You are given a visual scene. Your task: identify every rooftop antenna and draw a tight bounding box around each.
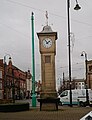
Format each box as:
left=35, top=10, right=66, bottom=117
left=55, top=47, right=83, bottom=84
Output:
left=45, top=11, right=48, bottom=26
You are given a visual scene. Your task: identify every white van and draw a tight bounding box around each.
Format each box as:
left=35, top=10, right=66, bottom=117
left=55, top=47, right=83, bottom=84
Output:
left=58, top=89, right=92, bottom=106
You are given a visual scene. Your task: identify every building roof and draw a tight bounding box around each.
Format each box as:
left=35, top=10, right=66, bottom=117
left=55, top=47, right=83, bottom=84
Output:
left=37, top=25, right=57, bottom=40
left=41, top=25, right=53, bottom=33
left=87, top=60, right=92, bottom=64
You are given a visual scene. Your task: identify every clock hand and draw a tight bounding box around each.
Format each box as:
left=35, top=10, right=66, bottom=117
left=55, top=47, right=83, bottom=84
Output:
left=45, top=40, right=48, bottom=44
left=48, top=41, right=51, bottom=44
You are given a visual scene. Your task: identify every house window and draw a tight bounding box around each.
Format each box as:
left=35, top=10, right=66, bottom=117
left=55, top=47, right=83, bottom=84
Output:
left=0, top=90, right=2, bottom=99
left=0, top=82, right=2, bottom=89
left=0, top=71, right=2, bottom=78
left=45, top=56, right=51, bottom=63
left=89, top=65, right=92, bottom=72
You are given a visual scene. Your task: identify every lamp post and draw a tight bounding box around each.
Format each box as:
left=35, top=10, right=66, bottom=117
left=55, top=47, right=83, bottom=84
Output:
left=81, top=51, right=89, bottom=105
left=67, top=0, right=81, bottom=107
left=4, top=54, right=11, bottom=99
left=31, top=12, right=36, bottom=107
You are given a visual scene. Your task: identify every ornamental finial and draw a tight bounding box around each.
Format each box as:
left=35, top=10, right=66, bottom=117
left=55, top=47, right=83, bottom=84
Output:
left=45, top=11, right=48, bottom=26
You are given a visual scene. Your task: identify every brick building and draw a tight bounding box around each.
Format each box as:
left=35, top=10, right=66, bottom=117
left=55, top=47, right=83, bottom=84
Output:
left=0, top=58, right=29, bottom=100
left=58, top=60, right=92, bottom=93
left=59, top=79, right=85, bottom=93
left=87, top=60, right=92, bottom=89
left=0, top=59, right=4, bottom=99
left=0, top=56, right=43, bottom=100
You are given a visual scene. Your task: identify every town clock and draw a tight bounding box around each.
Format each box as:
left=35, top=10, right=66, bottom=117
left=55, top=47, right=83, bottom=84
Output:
left=37, top=11, right=58, bottom=100
left=37, top=24, right=58, bottom=98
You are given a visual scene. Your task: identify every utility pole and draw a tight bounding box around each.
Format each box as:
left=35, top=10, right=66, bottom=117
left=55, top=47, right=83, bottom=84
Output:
left=67, top=0, right=81, bottom=107
left=63, top=72, right=65, bottom=91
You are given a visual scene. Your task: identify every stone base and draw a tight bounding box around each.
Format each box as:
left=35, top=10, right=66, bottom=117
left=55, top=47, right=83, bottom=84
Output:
left=41, top=103, right=56, bottom=111
left=37, top=98, right=60, bottom=111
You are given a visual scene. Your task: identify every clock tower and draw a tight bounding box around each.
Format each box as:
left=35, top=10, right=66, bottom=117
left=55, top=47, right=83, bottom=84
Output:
left=37, top=12, right=59, bottom=110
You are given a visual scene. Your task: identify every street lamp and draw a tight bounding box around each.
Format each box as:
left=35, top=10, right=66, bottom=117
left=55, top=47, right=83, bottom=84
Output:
left=81, top=51, right=89, bottom=105
left=74, top=0, right=81, bottom=10
left=31, top=12, right=36, bottom=107
left=4, top=54, right=11, bottom=99
left=67, top=0, right=81, bottom=107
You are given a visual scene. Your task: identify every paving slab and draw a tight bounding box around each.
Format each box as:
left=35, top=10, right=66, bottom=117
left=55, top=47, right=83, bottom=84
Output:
left=0, top=106, right=92, bottom=120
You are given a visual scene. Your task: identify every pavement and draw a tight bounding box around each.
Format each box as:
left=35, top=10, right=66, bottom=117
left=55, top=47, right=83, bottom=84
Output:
left=0, top=99, right=92, bottom=120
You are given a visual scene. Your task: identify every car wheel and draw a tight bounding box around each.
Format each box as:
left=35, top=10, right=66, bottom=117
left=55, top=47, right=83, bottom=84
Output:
left=79, top=102, right=85, bottom=107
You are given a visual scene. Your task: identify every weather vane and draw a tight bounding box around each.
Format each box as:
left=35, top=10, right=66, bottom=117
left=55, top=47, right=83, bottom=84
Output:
left=45, top=11, right=48, bottom=26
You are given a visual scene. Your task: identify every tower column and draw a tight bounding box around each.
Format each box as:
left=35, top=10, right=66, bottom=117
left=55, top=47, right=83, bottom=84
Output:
left=37, top=13, right=59, bottom=110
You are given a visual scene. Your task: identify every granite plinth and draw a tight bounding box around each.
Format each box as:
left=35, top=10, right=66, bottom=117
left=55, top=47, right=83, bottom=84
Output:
left=37, top=98, right=60, bottom=111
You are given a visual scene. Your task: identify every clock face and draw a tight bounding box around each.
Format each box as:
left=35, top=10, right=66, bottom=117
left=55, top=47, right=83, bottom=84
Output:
left=42, top=38, right=52, bottom=48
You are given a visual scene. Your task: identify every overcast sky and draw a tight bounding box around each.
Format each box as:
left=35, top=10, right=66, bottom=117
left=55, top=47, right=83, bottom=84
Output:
left=0, top=0, right=92, bottom=88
